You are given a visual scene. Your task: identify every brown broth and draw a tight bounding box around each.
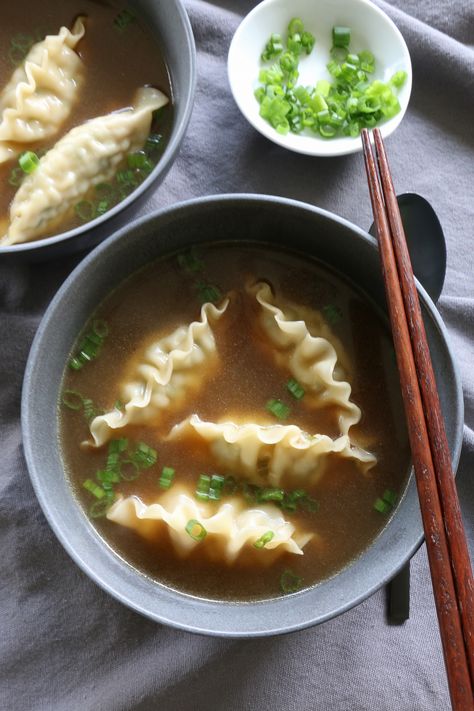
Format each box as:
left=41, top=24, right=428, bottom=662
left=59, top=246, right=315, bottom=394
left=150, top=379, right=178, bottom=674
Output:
left=59, top=243, right=411, bottom=601
left=0, top=0, right=172, bottom=240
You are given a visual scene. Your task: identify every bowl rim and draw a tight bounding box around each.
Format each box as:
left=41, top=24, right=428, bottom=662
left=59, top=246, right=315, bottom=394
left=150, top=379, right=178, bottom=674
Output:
left=0, top=0, right=197, bottom=255
left=21, top=193, right=464, bottom=637
left=227, top=0, right=413, bottom=157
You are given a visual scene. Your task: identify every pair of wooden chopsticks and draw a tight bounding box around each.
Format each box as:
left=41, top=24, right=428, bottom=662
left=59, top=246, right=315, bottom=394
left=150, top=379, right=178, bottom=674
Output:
left=361, top=128, right=474, bottom=710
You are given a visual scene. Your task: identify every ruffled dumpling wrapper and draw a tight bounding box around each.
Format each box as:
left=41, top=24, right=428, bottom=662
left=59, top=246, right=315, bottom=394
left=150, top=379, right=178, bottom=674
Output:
left=107, top=485, right=314, bottom=564
left=169, top=415, right=377, bottom=487
left=0, top=17, right=86, bottom=163
left=88, top=300, right=229, bottom=447
left=247, top=281, right=361, bottom=436
left=2, top=86, right=169, bottom=245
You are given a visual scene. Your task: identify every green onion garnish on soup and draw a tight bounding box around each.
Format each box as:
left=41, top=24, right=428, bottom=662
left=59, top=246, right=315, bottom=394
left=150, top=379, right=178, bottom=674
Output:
left=280, top=569, right=303, bottom=594
left=266, top=398, right=291, bottom=420
left=185, top=519, right=207, bottom=542
left=83, top=479, right=106, bottom=499
left=159, top=466, right=175, bottom=489
left=120, top=460, right=140, bottom=481
left=254, top=531, right=275, bottom=549
left=373, top=490, right=397, bottom=514
left=286, top=378, right=305, bottom=400
left=19, top=151, right=39, bottom=174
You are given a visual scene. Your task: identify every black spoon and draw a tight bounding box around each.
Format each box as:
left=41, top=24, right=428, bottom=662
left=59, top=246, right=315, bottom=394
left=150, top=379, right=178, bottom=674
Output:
left=369, top=192, right=447, bottom=303
left=369, top=193, right=447, bottom=624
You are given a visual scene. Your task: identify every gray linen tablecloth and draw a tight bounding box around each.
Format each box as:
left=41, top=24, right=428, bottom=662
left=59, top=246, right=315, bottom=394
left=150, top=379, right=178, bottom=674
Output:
left=1, top=1, right=473, bottom=709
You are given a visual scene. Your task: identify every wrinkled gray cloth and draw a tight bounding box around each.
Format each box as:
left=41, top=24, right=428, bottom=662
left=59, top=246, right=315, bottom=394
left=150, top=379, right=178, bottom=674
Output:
left=1, top=1, right=473, bottom=709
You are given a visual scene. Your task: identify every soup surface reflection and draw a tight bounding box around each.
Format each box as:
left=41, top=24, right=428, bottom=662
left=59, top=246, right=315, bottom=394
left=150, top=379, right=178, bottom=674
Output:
left=60, top=243, right=411, bottom=601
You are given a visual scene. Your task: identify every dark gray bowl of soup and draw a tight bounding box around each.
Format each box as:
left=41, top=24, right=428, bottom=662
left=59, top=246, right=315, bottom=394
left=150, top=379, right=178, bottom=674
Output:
left=0, top=0, right=195, bottom=261
left=22, top=194, right=463, bottom=636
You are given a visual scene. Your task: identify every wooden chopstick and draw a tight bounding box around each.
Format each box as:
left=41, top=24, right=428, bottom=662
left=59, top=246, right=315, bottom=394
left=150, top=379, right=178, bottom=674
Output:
left=373, top=128, right=474, bottom=671
left=361, top=128, right=474, bottom=710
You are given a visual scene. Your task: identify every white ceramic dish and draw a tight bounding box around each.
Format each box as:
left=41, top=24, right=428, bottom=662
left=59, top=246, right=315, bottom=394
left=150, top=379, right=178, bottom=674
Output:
left=228, top=0, right=412, bottom=157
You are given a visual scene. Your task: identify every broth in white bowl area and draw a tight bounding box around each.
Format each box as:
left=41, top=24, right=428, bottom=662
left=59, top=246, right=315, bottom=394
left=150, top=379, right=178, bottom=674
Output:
left=228, top=0, right=412, bottom=156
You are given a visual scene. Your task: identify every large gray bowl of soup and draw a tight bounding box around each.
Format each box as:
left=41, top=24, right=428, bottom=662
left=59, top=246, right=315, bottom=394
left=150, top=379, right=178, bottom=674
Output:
left=0, top=0, right=195, bottom=261
left=22, top=194, right=463, bottom=637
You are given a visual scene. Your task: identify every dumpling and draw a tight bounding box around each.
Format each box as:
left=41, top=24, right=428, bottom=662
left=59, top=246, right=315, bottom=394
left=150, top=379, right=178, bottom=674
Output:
left=247, top=281, right=361, bottom=435
left=107, top=485, right=314, bottom=564
left=2, top=86, right=169, bottom=245
left=0, top=18, right=86, bottom=164
left=169, top=415, right=377, bottom=487
left=89, top=300, right=229, bottom=447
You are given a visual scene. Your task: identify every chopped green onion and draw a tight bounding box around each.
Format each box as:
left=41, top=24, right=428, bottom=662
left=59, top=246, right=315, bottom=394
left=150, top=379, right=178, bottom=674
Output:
left=62, top=390, right=84, bottom=411
left=108, top=438, right=128, bottom=454
left=8, top=166, right=24, bottom=187
left=185, top=519, right=207, bottom=541
left=209, top=474, right=226, bottom=501
left=19, top=151, right=39, bottom=174
left=95, top=182, right=117, bottom=202
left=257, top=22, right=405, bottom=140
left=83, top=479, right=106, bottom=499
left=195, top=473, right=211, bottom=501
left=258, top=488, right=284, bottom=502
left=127, top=151, right=148, bottom=169
left=97, top=469, right=120, bottom=485
left=288, top=18, right=304, bottom=36
left=286, top=378, right=305, bottom=400
left=82, top=397, right=98, bottom=422
left=390, top=70, right=407, bottom=88
left=266, top=398, right=291, bottom=420
left=373, top=497, right=391, bottom=514
left=177, top=248, right=204, bottom=274
left=280, top=569, right=303, bottom=594
left=68, top=320, right=109, bottom=370
left=74, top=200, right=95, bottom=222
left=195, top=281, right=222, bottom=304
left=243, top=482, right=260, bottom=503
left=332, top=26, right=351, bottom=48
left=254, top=531, right=275, bottom=549
left=92, top=319, right=108, bottom=339
left=89, top=499, right=111, bottom=518
left=120, top=460, right=140, bottom=481
left=130, top=442, right=157, bottom=469
left=114, top=400, right=125, bottom=412
left=159, top=466, right=175, bottom=489
left=261, top=33, right=284, bottom=62
left=113, top=8, right=135, bottom=32
left=322, top=304, right=343, bottom=324
left=116, top=169, right=138, bottom=187
left=223, top=475, right=238, bottom=495
left=145, top=133, right=162, bottom=152
left=382, top=489, right=398, bottom=506
left=330, top=46, right=348, bottom=63
left=96, top=200, right=109, bottom=216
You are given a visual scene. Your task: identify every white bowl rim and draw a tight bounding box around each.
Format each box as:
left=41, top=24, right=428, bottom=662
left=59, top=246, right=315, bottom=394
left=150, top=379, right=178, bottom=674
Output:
left=228, top=0, right=413, bottom=157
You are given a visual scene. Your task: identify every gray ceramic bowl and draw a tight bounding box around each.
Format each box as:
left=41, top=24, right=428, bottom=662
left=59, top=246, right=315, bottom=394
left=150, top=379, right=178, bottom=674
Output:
left=22, top=195, right=464, bottom=637
left=0, top=0, right=196, bottom=263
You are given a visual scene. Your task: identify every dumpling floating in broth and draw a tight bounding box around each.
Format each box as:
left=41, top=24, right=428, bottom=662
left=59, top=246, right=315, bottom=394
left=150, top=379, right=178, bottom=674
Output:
left=107, top=485, right=314, bottom=564
left=247, top=280, right=362, bottom=436
left=0, top=17, right=86, bottom=164
left=169, top=415, right=377, bottom=487
left=2, top=86, right=168, bottom=245
left=89, top=299, right=230, bottom=447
